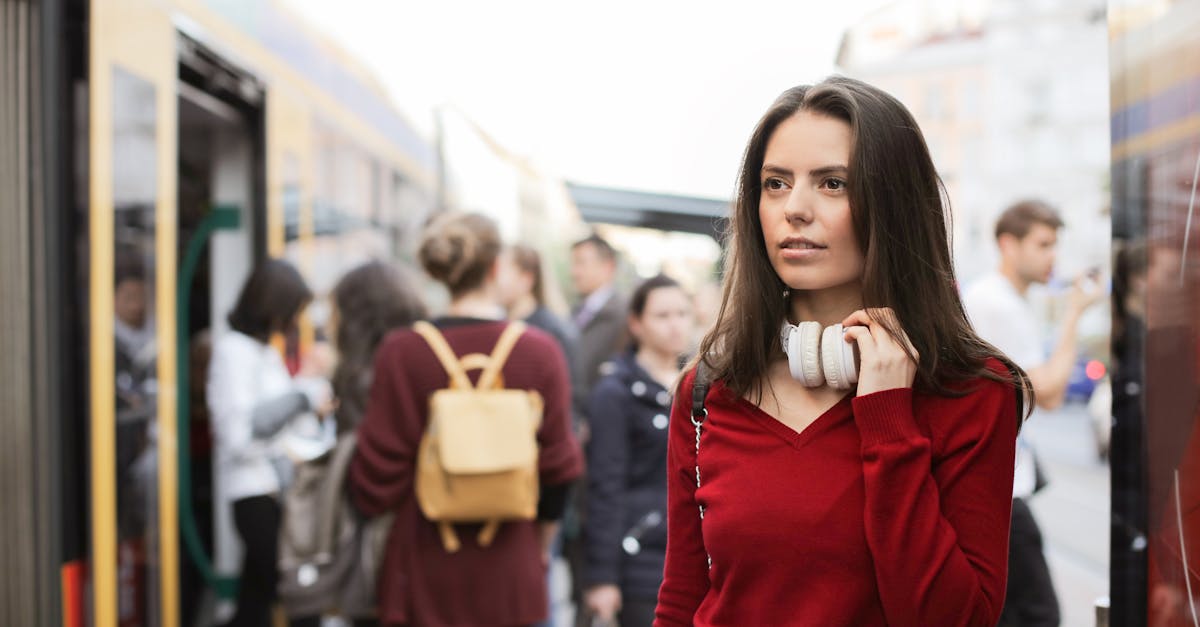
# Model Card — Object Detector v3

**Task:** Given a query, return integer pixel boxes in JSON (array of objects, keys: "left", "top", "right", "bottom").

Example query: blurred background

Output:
[{"left": 1, "top": 0, "right": 1197, "bottom": 625}]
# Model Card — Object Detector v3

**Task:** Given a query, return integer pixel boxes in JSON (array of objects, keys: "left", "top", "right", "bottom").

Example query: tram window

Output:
[
  {"left": 283, "top": 153, "right": 301, "bottom": 242},
  {"left": 111, "top": 67, "right": 161, "bottom": 627}
]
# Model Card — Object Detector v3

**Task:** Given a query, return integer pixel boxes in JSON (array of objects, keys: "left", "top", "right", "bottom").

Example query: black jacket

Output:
[{"left": 583, "top": 351, "right": 673, "bottom": 601}]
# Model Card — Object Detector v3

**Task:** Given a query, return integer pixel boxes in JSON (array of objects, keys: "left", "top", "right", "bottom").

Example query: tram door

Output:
[
  {"left": 88, "top": 2, "right": 180, "bottom": 627},
  {"left": 176, "top": 35, "right": 265, "bottom": 625},
  {"left": 89, "top": 2, "right": 265, "bottom": 626}
]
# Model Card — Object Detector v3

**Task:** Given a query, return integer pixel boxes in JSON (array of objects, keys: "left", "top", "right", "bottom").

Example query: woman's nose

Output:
[{"left": 783, "top": 187, "right": 814, "bottom": 224}]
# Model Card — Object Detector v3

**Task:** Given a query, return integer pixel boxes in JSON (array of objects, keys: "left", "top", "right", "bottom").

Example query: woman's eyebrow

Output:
[
  {"left": 761, "top": 164, "right": 793, "bottom": 177},
  {"left": 810, "top": 165, "right": 849, "bottom": 177}
]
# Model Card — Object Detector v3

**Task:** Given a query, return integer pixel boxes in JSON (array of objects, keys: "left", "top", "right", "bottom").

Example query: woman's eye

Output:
[
  {"left": 763, "top": 177, "right": 788, "bottom": 191},
  {"left": 823, "top": 178, "right": 847, "bottom": 191}
]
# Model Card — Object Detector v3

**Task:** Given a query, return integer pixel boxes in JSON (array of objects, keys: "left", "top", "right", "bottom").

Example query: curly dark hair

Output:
[{"left": 331, "top": 261, "right": 426, "bottom": 432}]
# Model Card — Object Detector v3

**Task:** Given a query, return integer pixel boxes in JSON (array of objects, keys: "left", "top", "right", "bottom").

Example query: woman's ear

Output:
[{"left": 627, "top": 312, "right": 643, "bottom": 344}]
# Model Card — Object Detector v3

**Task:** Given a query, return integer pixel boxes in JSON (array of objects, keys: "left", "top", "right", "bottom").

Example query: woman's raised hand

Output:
[{"left": 840, "top": 308, "right": 919, "bottom": 396}]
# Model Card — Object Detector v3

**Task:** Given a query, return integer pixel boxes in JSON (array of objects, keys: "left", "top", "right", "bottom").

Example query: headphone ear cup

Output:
[
  {"left": 822, "top": 324, "right": 857, "bottom": 390},
  {"left": 841, "top": 329, "right": 859, "bottom": 387},
  {"left": 795, "top": 321, "right": 825, "bottom": 387}
]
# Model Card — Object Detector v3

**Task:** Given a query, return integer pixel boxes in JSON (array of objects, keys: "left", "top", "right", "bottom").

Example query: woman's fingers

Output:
[
  {"left": 840, "top": 308, "right": 874, "bottom": 328},
  {"left": 841, "top": 324, "right": 877, "bottom": 361},
  {"left": 840, "top": 308, "right": 919, "bottom": 363},
  {"left": 841, "top": 309, "right": 919, "bottom": 394}
]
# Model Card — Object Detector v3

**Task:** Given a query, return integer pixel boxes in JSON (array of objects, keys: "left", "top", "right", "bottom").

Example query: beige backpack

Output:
[{"left": 411, "top": 321, "right": 543, "bottom": 553}]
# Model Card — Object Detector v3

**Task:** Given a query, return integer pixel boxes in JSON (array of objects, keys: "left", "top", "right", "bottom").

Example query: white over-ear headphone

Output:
[{"left": 780, "top": 321, "right": 860, "bottom": 390}]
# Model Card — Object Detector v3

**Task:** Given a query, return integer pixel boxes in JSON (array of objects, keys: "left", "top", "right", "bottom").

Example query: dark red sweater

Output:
[
  {"left": 655, "top": 359, "right": 1017, "bottom": 627},
  {"left": 349, "top": 320, "right": 584, "bottom": 627}
]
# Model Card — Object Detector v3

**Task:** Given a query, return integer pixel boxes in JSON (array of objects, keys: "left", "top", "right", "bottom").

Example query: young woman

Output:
[
  {"left": 495, "top": 243, "right": 582, "bottom": 627},
  {"left": 584, "top": 274, "right": 694, "bottom": 627},
  {"left": 289, "top": 260, "right": 426, "bottom": 627},
  {"left": 497, "top": 243, "right": 579, "bottom": 364},
  {"left": 654, "top": 76, "right": 1029, "bottom": 627},
  {"left": 348, "top": 212, "right": 584, "bottom": 626},
  {"left": 207, "top": 259, "right": 334, "bottom": 627},
  {"left": 328, "top": 260, "right": 428, "bottom": 436}
]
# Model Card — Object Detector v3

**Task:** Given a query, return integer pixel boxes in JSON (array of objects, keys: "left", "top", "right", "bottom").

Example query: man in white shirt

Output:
[{"left": 963, "top": 200, "right": 1103, "bottom": 627}]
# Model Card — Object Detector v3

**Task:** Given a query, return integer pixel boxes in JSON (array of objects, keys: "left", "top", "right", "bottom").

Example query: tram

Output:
[
  {"left": 1109, "top": 0, "right": 1200, "bottom": 624},
  {"left": 0, "top": 1, "right": 582, "bottom": 625}
]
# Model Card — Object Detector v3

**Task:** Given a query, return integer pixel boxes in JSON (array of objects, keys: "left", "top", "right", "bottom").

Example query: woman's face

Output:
[
  {"left": 630, "top": 286, "right": 694, "bottom": 358},
  {"left": 758, "top": 111, "right": 865, "bottom": 293}
]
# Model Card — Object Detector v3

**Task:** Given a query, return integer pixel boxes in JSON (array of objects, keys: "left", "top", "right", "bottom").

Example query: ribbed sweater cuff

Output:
[{"left": 851, "top": 387, "right": 918, "bottom": 446}]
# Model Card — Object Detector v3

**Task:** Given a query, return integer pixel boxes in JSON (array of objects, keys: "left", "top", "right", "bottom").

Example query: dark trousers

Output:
[
  {"left": 618, "top": 598, "right": 657, "bottom": 627},
  {"left": 578, "top": 598, "right": 657, "bottom": 627},
  {"left": 999, "top": 498, "right": 1061, "bottom": 627},
  {"left": 226, "top": 495, "right": 281, "bottom": 627}
]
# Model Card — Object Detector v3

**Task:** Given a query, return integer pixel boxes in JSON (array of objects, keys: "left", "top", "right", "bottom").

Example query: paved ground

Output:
[{"left": 1022, "top": 402, "right": 1110, "bottom": 627}]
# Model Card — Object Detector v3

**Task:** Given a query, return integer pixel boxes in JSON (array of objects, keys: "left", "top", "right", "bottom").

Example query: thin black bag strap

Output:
[{"left": 692, "top": 360, "right": 712, "bottom": 420}]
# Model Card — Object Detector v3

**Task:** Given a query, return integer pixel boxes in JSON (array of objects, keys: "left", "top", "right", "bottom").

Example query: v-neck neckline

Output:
[{"left": 727, "top": 386, "right": 854, "bottom": 450}]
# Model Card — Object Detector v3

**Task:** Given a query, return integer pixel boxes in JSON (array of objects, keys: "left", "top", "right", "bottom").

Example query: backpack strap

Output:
[
  {"left": 314, "top": 433, "right": 358, "bottom": 558},
  {"left": 413, "top": 321, "right": 473, "bottom": 390},
  {"left": 477, "top": 322, "right": 526, "bottom": 391}
]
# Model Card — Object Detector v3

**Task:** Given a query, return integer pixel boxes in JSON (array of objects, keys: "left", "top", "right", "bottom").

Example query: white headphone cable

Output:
[{"left": 1180, "top": 148, "right": 1199, "bottom": 287}]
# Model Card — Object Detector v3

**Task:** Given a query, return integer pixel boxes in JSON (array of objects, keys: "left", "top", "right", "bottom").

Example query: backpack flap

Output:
[{"left": 429, "top": 389, "right": 541, "bottom": 474}]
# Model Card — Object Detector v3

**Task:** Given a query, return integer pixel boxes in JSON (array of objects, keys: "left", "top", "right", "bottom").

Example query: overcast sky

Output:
[{"left": 283, "top": 0, "right": 891, "bottom": 199}]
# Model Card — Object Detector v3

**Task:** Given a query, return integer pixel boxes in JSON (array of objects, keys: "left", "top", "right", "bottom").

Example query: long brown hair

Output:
[
  {"left": 331, "top": 261, "right": 426, "bottom": 432},
  {"left": 697, "top": 76, "right": 1031, "bottom": 412}
]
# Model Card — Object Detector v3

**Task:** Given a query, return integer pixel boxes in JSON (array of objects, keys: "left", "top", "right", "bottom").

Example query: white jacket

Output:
[{"left": 207, "top": 331, "right": 329, "bottom": 501}]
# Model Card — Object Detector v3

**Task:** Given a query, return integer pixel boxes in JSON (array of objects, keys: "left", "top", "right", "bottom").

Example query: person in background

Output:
[
  {"left": 289, "top": 260, "right": 426, "bottom": 627},
  {"left": 656, "top": 76, "right": 1024, "bottom": 626},
  {"left": 114, "top": 251, "right": 156, "bottom": 421},
  {"left": 113, "top": 251, "right": 157, "bottom": 543},
  {"left": 962, "top": 199, "right": 1103, "bottom": 627},
  {"left": 571, "top": 234, "right": 628, "bottom": 401},
  {"left": 208, "top": 259, "right": 335, "bottom": 627},
  {"left": 329, "top": 261, "right": 428, "bottom": 436},
  {"left": 348, "top": 212, "right": 583, "bottom": 627},
  {"left": 498, "top": 243, "right": 580, "bottom": 375},
  {"left": 567, "top": 233, "right": 628, "bottom": 624},
  {"left": 1109, "top": 239, "right": 1148, "bottom": 625},
  {"left": 689, "top": 280, "right": 723, "bottom": 352},
  {"left": 496, "top": 243, "right": 580, "bottom": 627},
  {"left": 583, "top": 274, "right": 693, "bottom": 627}
]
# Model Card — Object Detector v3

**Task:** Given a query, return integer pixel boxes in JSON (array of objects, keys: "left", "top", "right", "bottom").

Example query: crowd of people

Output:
[
  {"left": 201, "top": 75, "right": 1102, "bottom": 627},
  {"left": 206, "top": 213, "right": 704, "bottom": 626}
]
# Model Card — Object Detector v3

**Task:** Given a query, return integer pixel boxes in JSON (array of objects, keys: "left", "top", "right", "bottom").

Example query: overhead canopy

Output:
[{"left": 567, "top": 182, "right": 730, "bottom": 241}]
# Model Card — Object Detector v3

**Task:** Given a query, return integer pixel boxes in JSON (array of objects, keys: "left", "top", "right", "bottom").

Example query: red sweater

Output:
[
  {"left": 349, "top": 320, "right": 584, "bottom": 627},
  {"left": 655, "top": 359, "right": 1017, "bottom": 627}
]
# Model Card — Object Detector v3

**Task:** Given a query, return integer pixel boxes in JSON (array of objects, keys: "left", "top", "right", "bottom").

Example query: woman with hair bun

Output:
[{"left": 349, "top": 212, "right": 584, "bottom": 627}]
